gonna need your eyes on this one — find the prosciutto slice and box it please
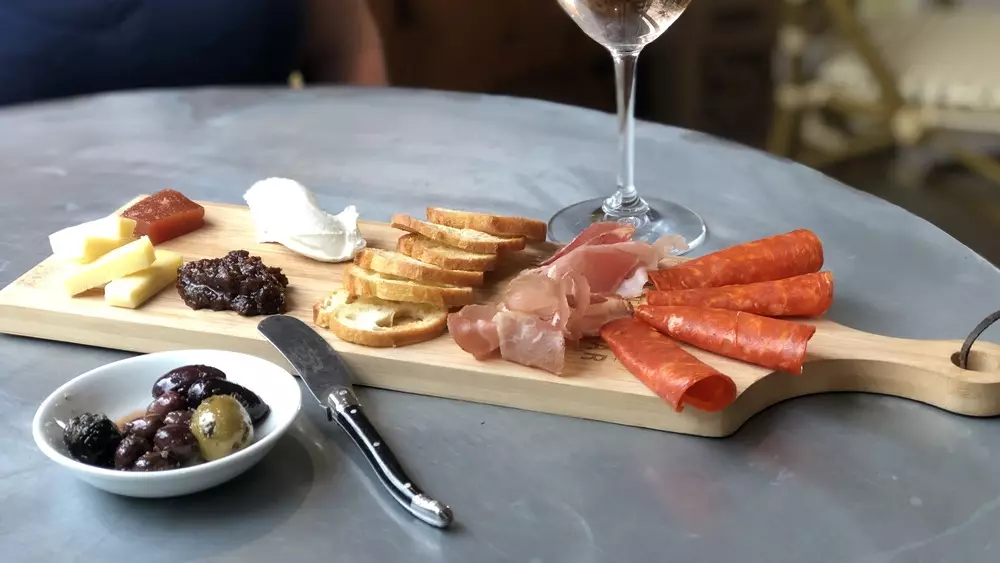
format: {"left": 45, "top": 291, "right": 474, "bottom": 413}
{"left": 541, "top": 242, "right": 659, "bottom": 295}
{"left": 495, "top": 310, "right": 566, "bottom": 374}
{"left": 576, "top": 296, "right": 633, "bottom": 337}
{"left": 448, "top": 223, "right": 680, "bottom": 374}
{"left": 539, "top": 222, "right": 635, "bottom": 266}
{"left": 561, "top": 272, "right": 591, "bottom": 341}
{"left": 615, "top": 267, "right": 648, "bottom": 299}
{"left": 502, "top": 270, "right": 570, "bottom": 332}
{"left": 447, "top": 304, "right": 501, "bottom": 360}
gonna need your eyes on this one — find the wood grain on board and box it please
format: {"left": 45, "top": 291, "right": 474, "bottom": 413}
{"left": 2, "top": 199, "right": 1000, "bottom": 437}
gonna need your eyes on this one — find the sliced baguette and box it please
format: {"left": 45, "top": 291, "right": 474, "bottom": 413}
{"left": 396, "top": 233, "right": 498, "bottom": 272}
{"left": 343, "top": 264, "right": 475, "bottom": 308}
{"left": 426, "top": 207, "right": 547, "bottom": 242}
{"left": 313, "top": 290, "right": 447, "bottom": 347}
{"left": 391, "top": 213, "right": 526, "bottom": 254}
{"left": 356, "top": 248, "right": 484, "bottom": 287}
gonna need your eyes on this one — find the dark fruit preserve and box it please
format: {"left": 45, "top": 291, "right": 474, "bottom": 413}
{"left": 176, "top": 250, "right": 288, "bottom": 316}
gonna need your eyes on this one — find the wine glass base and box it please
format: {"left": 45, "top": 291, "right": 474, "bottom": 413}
{"left": 547, "top": 197, "right": 707, "bottom": 254}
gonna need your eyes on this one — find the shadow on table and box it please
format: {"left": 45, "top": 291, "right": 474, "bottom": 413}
{"left": 85, "top": 430, "right": 314, "bottom": 559}
{"left": 717, "top": 390, "right": 997, "bottom": 485}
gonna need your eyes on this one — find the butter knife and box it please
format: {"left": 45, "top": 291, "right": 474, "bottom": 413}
{"left": 257, "top": 315, "right": 454, "bottom": 529}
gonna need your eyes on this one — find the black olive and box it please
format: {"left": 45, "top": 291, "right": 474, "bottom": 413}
{"left": 187, "top": 379, "right": 270, "bottom": 425}
{"left": 153, "top": 424, "right": 199, "bottom": 462}
{"left": 122, "top": 414, "right": 164, "bottom": 441}
{"left": 63, "top": 413, "right": 123, "bottom": 468}
{"left": 114, "top": 434, "right": 152, "bottom": 469}
{"left": 152, "top": 365, "right": 227, "bottom": 398}
{"left": 132, "top": 450, "right": 181, "bottom": 471}
{"left": 162, "top": 410, "right": 192, "bottom": 426}
{"left": 147, "top": 391, "right": 188, "bottom": 417}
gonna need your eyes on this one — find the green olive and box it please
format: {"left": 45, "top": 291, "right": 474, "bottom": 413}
{"left": 189, "top": 395, "right": 254, "bottom": 461}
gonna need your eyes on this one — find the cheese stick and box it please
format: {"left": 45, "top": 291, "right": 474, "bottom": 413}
{"left": 105, "top": 250, "right": 183, "bottom": 309}
{"left": 63, "top": 236, "right": 154, "bottom": 296}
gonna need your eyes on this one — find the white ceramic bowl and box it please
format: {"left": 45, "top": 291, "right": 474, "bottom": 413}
{"left": 32, "top": 349, "right": 302, "bottom": 498}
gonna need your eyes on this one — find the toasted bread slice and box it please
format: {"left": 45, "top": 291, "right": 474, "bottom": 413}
{"left": 343, "top": 264, "right": 475, "bottom": 308}
{"left": 391, "top": 214, "right": 526, "bottom": 254}
{"left": 396, "top": 233, "right": 497, "bottom": 272}
{"left": 426, "top": 207, "right": 547, "bottom": 242}
{"left": 355, "top": 248, "right": 484, "bottom": 287}
{"left": 313, "top": 290, "right": 447, "bottom": 347}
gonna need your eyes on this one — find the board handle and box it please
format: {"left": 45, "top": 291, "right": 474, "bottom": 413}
{"left": 801, "top": 322, "right": 1000, "bottom": 417}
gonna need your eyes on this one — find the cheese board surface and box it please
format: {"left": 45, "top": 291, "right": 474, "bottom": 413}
{"left": 3, "top": 199, "right": 1000, "bottom": 437}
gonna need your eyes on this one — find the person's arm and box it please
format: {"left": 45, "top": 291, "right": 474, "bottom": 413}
{"left": 301, "top": 0, "right": 388, "bottom": 86}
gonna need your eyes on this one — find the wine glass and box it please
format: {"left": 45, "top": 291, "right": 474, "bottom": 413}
{"left": 550, "top": 0, "right": 705, "bottom": 252}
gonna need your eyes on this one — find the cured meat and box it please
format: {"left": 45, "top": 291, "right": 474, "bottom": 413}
{"left": 561, "top": 272, "right": 591, "bottom": 341}
{"left": 600, "top": 318, "right": 737, "bottom": 412}
{"left": 576, "top": 296, "right": 632, "bottom": 337}
{"left": 540, "top": 222, "right": 635, "bottom": 266}
{"left": 615, "top": 266, "right": 648, "bottom": 299}
{"left": 450, "top": 221, "right": 691, "bottom": 372}
{"left": 648, "top": 229, "right": 823, "bottom": 291}
{"left": 541, "top": 242, "right": 659, "bottom": 295}
{"left": 447, "top": 305, "right": 500, "bottom": 360}
{"left": 543, "top": 246, "right": 639, "bottom": 294}
{"left": 645, "top": 271, "right": 834, "bottom": 317}
{"left": 503, "top": 270, "right": 570, "bottom": 331}
{"left": 495, "top": 311, "right": 566, "bottom": 374}
{"left": 635, "top": 305, "right": 816, "bottom": 374}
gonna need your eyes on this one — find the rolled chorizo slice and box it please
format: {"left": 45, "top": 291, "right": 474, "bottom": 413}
{"left": 634, "top": 305, "right": 816, "bottom": 374}
{"left": 600, "top": 317, "right": 737, "bottom": 413}
{"left": 645, "top": 271, "right": 834, "bottom": 317}
{"left": 648, "top": 229, "right": 823, "bottom": 291}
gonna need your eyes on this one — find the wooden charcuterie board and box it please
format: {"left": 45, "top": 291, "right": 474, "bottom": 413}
{"left": 2, "top": 199, "right": 1000, "bottom": 437}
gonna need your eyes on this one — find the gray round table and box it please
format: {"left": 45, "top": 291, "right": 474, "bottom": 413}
{"left": 3, "top": 87, "right": 1000, "bottom": 563}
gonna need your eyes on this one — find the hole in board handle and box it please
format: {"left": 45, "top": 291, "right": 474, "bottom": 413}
{"left": 951, "top": 351, "right": 1000, "bottom": 373}
{"left": 955, "top": 309, "right": 1000, "bottom": 371}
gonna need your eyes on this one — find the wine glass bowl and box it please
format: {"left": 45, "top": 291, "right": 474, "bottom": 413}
{"left": 549, "top": 0, "right": 705, "bottom": 251}
{"left": 557, "top": 0, "right": 690, "bottom": 49}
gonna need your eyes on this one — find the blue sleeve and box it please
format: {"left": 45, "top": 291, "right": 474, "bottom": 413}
{"left": 0, "top": 0, "right": 306, "bottom": 106}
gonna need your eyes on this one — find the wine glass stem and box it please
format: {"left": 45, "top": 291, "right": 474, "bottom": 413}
{"left": 604, "top": 49, "right": 648, "bottom": 217}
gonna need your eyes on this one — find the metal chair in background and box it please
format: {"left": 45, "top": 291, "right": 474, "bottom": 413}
{"left": 769, "top": 0, "right": 1000, "bottom": 185}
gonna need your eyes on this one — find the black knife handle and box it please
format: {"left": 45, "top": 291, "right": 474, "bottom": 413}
{"left": 327, "top": 386, "right": 453, "bottom": 528}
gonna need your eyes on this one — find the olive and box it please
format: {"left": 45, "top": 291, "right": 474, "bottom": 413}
{"left": 147, "top": 391, "right": 188, "bottom": 417}
{"left": 190, "top": 395, "right": 254, "bottom": 462}
{"left": 152, "top": 365, "right": 227, "bottom": 398}
{"left": 63, "top": 413, "right": 123, "bottom": 468}
{"left": 153, "top": 424, "right": 199, "bottom": 462}
{"left": 187, "top": 379, "right": 270, "bottom": 425}
{"left": 162, "top": 410, "right": 192, "bottom": 426}
{"left": 132, "top": 450, "right": 181, "bottom": 472}
{"left": 114, "top": 434, "right": 152, "bottom": 469}
{"left": 122, "top": 414, "right": 164, "bottom": 441}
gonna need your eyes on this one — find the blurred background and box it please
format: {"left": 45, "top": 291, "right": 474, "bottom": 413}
{"left": 2, "top": 0, "right": 998, "bottom": 263}
{"left": 365, "top": 0, "right": 1000, "bottom": 264}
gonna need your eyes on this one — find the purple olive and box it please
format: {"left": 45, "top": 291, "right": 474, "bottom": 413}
{"left": 162, "top": 410, "right": 192, "bottom": 426}
{"left": 152, "top": 365, "right": 227, "bottom": 398}
{"left": 132, "top": 450, "right": 181, "bottom": 471}
{"left": 147, "top": 391, "right": 187, "bottom": 417}
{"left": 115, "top": 434, "right": 152, "bottom": 469}
{"left": 153, "top": 424, "right": 198, "bottom": 462}
{"left": 122, "top": 414, "right": 164, "bottom": 441}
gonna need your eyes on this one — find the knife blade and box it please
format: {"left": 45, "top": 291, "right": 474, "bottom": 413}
{"left": 257, "top": 315, "right": 454, "bottom": 529}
